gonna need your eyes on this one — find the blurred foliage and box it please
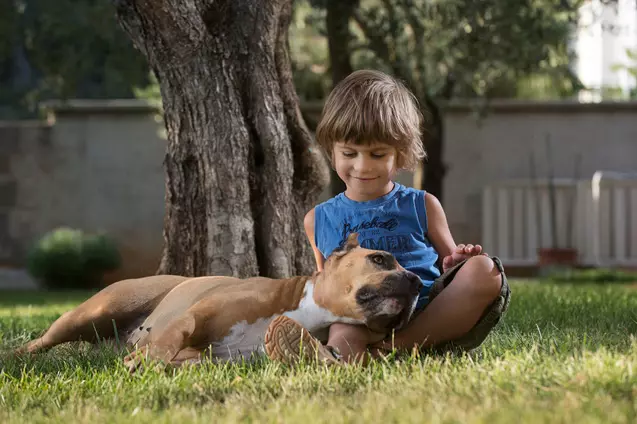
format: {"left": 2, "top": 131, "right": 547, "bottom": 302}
{"left": 0, "top": 0, "right": 149, "bottom": 119}
{"left": 546, "top": 267, "right": 637, "bottom": 284}
{"left": 289, "top": 2, "right": 332, "bottom": 101}
{"left": 133, "top": 72, "right": 162, "bottom": 111}
{"left": 27, "top": 228, "right": 121, "bottom": 290}
{"left": 0, "top": 0, "right": 622, "bottom": 119}
{"left": 610, "top": 48, "right": 637, "bottom": 100}
{"left": 351, "top": 0, "right": 583, "bottom": 101}
{"left": 284, "top": 0, "right": 586, "bottom": 102}
{"left": 133, "top": 71, "right": 167, "bottom": 139}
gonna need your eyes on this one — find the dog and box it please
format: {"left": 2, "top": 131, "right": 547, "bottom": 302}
{"left": 16, "top": 233, "right": 421, "bottom": 371}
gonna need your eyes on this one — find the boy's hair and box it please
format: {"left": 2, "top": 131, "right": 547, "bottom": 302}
{"left": 315, "top": 69, "right": 426, "bottom": 170}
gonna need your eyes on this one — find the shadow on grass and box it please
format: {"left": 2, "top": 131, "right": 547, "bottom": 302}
{"left": 0, "top": 342, "right": 130, "bottom": 377}
{"left": 0, "top": 290, "right": 96, "bottom": 307}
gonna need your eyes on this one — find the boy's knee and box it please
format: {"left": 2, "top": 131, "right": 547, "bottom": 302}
{"left": 464, "top": 255, "right": 503, "bottom": 300}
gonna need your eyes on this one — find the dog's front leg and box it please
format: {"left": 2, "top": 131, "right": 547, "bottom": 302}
{"left": 124, "top": 314, "right": 197, "bottom": 373}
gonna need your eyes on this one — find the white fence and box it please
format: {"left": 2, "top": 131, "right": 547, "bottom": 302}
{"left": 482, "top": 171, "right": 637, "bottom": 267}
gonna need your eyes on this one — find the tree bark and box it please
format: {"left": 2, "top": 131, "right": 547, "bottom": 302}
{"left": 325, "top": 0, "right": 358, "bottom": 196}
{"left": 420, "top": 96, "right": 446, "bottom": 202}
{"left": 114, "top": 0, "right": 330, "bottom": 278}
{"left": 419, "top": 73, "right": 455, "bottom": 204}
{"left": 326, "top": 0, "right": 357, "bottom": 85}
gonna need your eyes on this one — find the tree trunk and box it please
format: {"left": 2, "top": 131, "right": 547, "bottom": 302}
{"left": 326, "top": 0, "right": 357, "bottom": 84}
{"left": 114, "top": 0, "right": 330, "bottom": 278}
{"left": 325, "top": 0, "right": 358, "bottom": 197}
{"left": 419, "top": 74, "right": 454, "bottom": 204}
{"left": 420, "top": 96, "right": 446, "bottom": 202}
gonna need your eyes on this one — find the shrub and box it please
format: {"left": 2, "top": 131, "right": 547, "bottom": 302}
{"left": 546, "top": 267, "right": 637, "bottom": 284}
{"left": 27, "top": 228, "right": 121, "bottom": 289}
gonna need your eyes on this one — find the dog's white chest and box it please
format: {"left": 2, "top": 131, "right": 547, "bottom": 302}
{"left": 210, "top": 316, "right": 277, "bottom": 362}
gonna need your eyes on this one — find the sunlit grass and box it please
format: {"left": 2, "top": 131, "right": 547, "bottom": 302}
{"left": 1, "top": 281, "right": 636, "bottom": 423}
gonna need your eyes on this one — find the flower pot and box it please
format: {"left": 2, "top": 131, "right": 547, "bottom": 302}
{"left": 538, "top": 248, "right": 578, "bottom": 266}
{"left": 537, "top": 247, "right": 578, "bottom": 277}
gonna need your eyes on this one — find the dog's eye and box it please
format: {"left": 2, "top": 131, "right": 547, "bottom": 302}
{"left": 368, "top": 253, "right": 396, "bottom": 270}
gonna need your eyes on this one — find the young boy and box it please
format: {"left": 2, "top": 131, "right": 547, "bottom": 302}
{"left": 264, "top": 69, "right": 510, "bottom": 364}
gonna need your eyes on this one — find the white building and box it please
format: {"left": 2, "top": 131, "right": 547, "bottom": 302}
{"left": 574, "top": 0, "right": 637, "bottom": 101}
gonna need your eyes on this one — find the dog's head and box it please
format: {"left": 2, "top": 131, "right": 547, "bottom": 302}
{"left": 313, "top": 233, "right": 421, "bottom": 334}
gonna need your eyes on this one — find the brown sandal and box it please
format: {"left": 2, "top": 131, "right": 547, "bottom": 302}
{"left": 264, "top": 315, "right": 343, "bottom": 366}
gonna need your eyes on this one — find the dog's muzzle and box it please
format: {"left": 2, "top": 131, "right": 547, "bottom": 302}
{"left": 355, "top": 270, "right": 422, "bottom": 333}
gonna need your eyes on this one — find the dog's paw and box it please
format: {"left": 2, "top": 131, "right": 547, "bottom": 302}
{"left": 123, "top": 346, "right": 169, "bottom": 374}
{"left": 13, "top": 338, "right": 43, "bottom": 357}
{"left": 13, "top": 346, "right": 28, "bottom": 358}
{"left": 123, "top": 346, "right": 151, "bottom": 373}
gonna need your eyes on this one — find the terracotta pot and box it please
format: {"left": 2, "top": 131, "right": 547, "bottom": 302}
{"left": 537, "top": 248, "right": 578, "bottom": 267}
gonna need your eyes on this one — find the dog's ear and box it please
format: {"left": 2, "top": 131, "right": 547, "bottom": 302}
{"left": 345, "top": 232, "right": 360, "bottom": 250}
{"left": 331, "top": 233, "right": 360, "bottom": 259}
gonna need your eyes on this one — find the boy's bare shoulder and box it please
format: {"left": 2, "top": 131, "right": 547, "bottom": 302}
{"left": 424, "top": 192, "right": 449, "bottom": 224}
{"left": 304, "top": 207, "right": 316, "bottom": 231}
{"left": 424, "top": 192, "right": 443, "bottom": 212}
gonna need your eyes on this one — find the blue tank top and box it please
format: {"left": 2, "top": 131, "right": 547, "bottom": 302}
{"left": 314, "top": 182, "right": 440, "bottom": 307}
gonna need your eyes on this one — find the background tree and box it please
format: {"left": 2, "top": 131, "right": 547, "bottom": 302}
{"left": 610, "top": 48, "right": 637, "bottom": 99}
{"left": 113, "top": 0, "right": 330, "bottom": 278}
{"left": 0, "top": 0, "right": 149, "bottom": 118}
{"left": 289, "top": 1, "right": 331, "bottom": 103}
{"left": 316, "top": 0, "right": 361, "bottom": 195}
{"left": 346, "top": 0, "right": 583, "bottom": 202}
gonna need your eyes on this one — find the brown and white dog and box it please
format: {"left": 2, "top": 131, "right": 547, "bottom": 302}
{"left": 16, "top": 233, "right": 421, "bottom": 371}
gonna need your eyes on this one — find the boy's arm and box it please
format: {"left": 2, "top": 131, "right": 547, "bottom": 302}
{"left": 304, "top": 208, "right": 325, "bottom": 272}
{"left": 425, "top": 193, "right": 482, "bottom": 272}
{"left": 425, "top": 193, "right": 456, "bottom": 259}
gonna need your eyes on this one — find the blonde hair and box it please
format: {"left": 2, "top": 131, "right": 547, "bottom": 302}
{"left": 315, "top": 69, "right": 426, "bottom": 171}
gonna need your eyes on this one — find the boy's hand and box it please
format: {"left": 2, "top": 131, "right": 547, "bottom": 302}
{"left": 441, "top": 244, "right": 484, "bottom": 272}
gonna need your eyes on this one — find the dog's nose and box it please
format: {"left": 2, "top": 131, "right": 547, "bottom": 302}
{"left": 403, "top": 271, "right": 422, "bottom": 296}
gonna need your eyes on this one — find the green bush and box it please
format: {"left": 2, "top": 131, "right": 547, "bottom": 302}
{"left": 27, "top": 228, "right": 121, "bottom": 289}
{"left": 546, "top": 267, "right": 637, "bottom": 284}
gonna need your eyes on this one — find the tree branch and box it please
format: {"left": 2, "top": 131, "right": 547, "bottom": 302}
{"left": 351, "top": 6, "right": 415, "bottom": 89}
{"left": 379, "top": 0, "right": 415, "bottom": 85}
{"left": 433, "top": 72, "right": 456, "bottom": 100}
{"left": 397, "top": 0, "right": 427, "bottom": 98}
{"left": 380, "top": 0, "right": 400, "bottom": 56}
{"left": 351, "top": 8, "right": 392, "bottom": 64}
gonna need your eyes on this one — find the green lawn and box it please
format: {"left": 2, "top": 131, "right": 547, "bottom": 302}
{"left": 1, "top": 282, "right": 636, "bottom": 423}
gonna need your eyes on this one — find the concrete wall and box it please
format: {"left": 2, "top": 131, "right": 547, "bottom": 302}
{"left": 442, "top": 100, "right": 637, "bottom": 245}
{"left": 1, "top": 99, "right": 636, "bottom": 285}
{"left": 2, "top": 101, "right": 166, "bottom": 283}
{"left": 0, "top": 121, "right": 51, "bottom": 266}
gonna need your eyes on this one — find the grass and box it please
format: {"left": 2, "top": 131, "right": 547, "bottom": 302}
{"left": 1, "top": 281, "right": 636, "bottom": 423}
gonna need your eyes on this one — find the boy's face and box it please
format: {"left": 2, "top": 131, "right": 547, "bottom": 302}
{"left": 333, "top": 141, "right": 398, "bottom": 201}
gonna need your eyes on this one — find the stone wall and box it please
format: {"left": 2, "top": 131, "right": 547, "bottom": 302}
{"left": 442, "top": 100, "right": 637, "bottom": 244}
{"left": 2, "top": 101, "right": 165, "bottom": 283}
{"left": 2, "top": 99, "right": 636, "bottom": 285}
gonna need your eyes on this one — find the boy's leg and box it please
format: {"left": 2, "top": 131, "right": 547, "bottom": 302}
{"left": 381, "top": 255, "right": 510, "bottom": 352}
{"left": 433, "top": 256, "right": 510, "bottom": 352}
{"left": 324, "top": 322, "right": 376, "bottom": 364}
